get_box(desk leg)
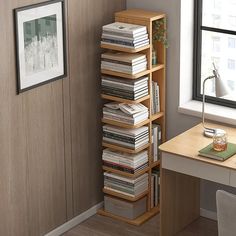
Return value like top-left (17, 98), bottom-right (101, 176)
top-left (160, 168), bottom-right (200, 236)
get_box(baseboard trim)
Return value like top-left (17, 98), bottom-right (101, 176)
top-left (44, 202), bottom-right (104, 236)
top-left (200, 208), bottom-right (217, 221)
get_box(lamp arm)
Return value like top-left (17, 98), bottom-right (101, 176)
top-left (202, 75), bottom-right (215, 133)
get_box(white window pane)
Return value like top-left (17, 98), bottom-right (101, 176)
top-left (203, 0), bottom-right (236, 31)
top-left (200, 31), bottom-right (236, 101)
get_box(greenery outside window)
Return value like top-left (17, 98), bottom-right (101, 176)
top-left (193, 0), bottom-right (236, 108)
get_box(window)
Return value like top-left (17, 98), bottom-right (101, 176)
top-left (194, 0), bottom-right (236, 107)
top-left (212, 36), bottom-right (221, 52)
top-left (228, 37), bottom-right (236, 48)
top-left (228, 59), bottom-right (235, 69)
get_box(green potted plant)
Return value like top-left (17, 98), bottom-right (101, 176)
top-left (152, 18), bottom-right (168, 65)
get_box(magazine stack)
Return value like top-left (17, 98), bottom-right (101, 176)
top-left (101, 75), bottom-right (149, 100)
top-left (101, 52), bottom-right (147, 75)
top-left (104, 172), bottom-right (148, 197)
top-left (101, 22), bottom-right (149, 49)
top-left (103, 102), bottom-right (149, 125)
top-left (102, 149), bottom-right (148, 174)
top-left (102, 125), bottom-right (149, 150)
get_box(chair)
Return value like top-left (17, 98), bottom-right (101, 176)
top-left (216, 190), bottom-right (236, 236)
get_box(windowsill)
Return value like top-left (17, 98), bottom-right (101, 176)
top-left (178, 100), bottom-right (236, 126)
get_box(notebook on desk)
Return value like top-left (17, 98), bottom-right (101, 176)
top-left (198, 142), bottom-right (236, 161)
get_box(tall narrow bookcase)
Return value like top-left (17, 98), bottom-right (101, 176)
top-left (98, 9), bottom-right (166, 225)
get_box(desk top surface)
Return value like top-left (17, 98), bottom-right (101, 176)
top-left (159, 122), bottom-right (236, 170)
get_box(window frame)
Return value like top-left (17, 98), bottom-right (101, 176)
top-left (193, 0), bottom-right (236, 108)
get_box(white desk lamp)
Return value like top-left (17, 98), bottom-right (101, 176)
top-left (202, 63), bottom-right (229, 137)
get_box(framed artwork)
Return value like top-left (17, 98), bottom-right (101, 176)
top-left (14, 0), bottom-right (67, 93)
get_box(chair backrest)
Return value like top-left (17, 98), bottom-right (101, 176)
top-left (216, 190), bottom-right (236, 236)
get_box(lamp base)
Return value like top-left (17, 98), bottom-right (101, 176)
top-left (203, 128), bottom-right (226, 138)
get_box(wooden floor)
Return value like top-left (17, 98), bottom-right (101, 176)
top-left (63, 213), bottom-right (218, 236)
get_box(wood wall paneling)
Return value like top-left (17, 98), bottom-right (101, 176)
top-left (0, 0), bottom-right (126, 235)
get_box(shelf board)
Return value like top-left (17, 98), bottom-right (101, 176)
top-left (101, 69), bottom-right (150, 79)
top-left (151, 160), bottom-right (160, 168)
top-left (151, 112), bottom-right (164, 121)
top-left (103, 188), bottom-right (148, 202)
top-left (98, 205), bottom-right (160, 226)
top-left (102, 166), bottom-right (149, 178)
top-left (101, 43), bottom-right (150, 53)
top-left (101, 94), bottom-right (150, 104)
top-left (102, 142), bottom-right (150, 154)
top-left (102, 118), bottom-right (150, 129)
top-left (115, 9), bottom-right (166, 22)
top-left (151, 63), bottom-right (164, 72)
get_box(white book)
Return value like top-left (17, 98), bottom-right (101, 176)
top-left (102, 22), bottom-right (147, 35)
top-left (153, 126), bottom-right (158, 162)
top-left (119, 103), bottom-right (148, 115)
top-left (104, 172), bottom-right (148, 184)
top-left (101, 64), bottom-right (147, 75)
top-left (102, 33), bottom-right (149, 43)
top-left (104, 102), bottom-right (120, 110)
top-left (103, 148), bottom-right (148, 160)
top-left (103, 113), bottom-right (148, 125)
top-left (101, 61), bottom-right (147, 71)
top-left (103, 124), bottom-right (149, 137)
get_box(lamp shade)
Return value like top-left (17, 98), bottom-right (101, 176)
top-left (215, 76), bottom-right (229, 97)
top-left (213, 65), bottom-right (229, 97)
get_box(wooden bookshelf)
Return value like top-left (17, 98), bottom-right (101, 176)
top-left (101, 69), bottom-right (150, 79)
top-left (102, 166), bottom-right (149, 178)
top-left (102, 142), bottom-right (150, 154)
top-left (101, 94), bottom-right (150, 104)
top-left (100, 9), bottom-right (166, 225)
top-left (103, 188), bottom-right (149, 202)
top-left (101, 42), bottom-right (150, 53)
top-left (102, 118), bottom-right (150, 129)
top-left (98, 205), bottom-right (160, 226)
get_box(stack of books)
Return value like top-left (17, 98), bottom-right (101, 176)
top-left (101, 75), bottom-right (149, 100)
top-left (151, 124), bottom-right (162, 162)
top-left (151, 81), bottom-right (160, 114)
top-left (104, 172), bottom-right (148, 197)
top-left (101, 52), bottom-right (147, 75)
top-left (103, 102), bottom-right (149, 125)
top-left (151, 169), bottom-right (160, 208)
top-left (102, 149), bottom-right (148, 174)
top-left (103, 124), bottom-right (149, 150)
top-left (101, 22), bottom-right (149, 49)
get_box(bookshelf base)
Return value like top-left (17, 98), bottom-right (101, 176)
top-left (97, 206), bottom-right (160, 226)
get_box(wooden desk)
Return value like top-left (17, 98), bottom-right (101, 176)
top-left (159, 123), bottom-right (236, 236)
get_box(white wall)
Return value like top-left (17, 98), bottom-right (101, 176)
top-left (127, 0), bottom-right (236, 214)
top-left (127, 0), bottom-right (199, 140)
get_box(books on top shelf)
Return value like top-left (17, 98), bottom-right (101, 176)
top-left (151, 169), bottom-right (160, 208)
top-left (104, 172), bottom-right (148, 197)
top-left (151, 124), bottom-right (162, 162)
top-left (198, 142), bottom-right (236, 161)
top-left (102, 148), bottom-right (148, 174)
top-left (102, 75), bottom-right (149, 100)
top-left (103, 102), bottom-right (149, 125)
top-left (101, 52), bottom-right (147, 75)
top-left (101, 22), bottom-right (149, 49)
top-left (103, 124), bottom-right (149, 150)
top-left (151, 81), bottom-right (160, 114)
